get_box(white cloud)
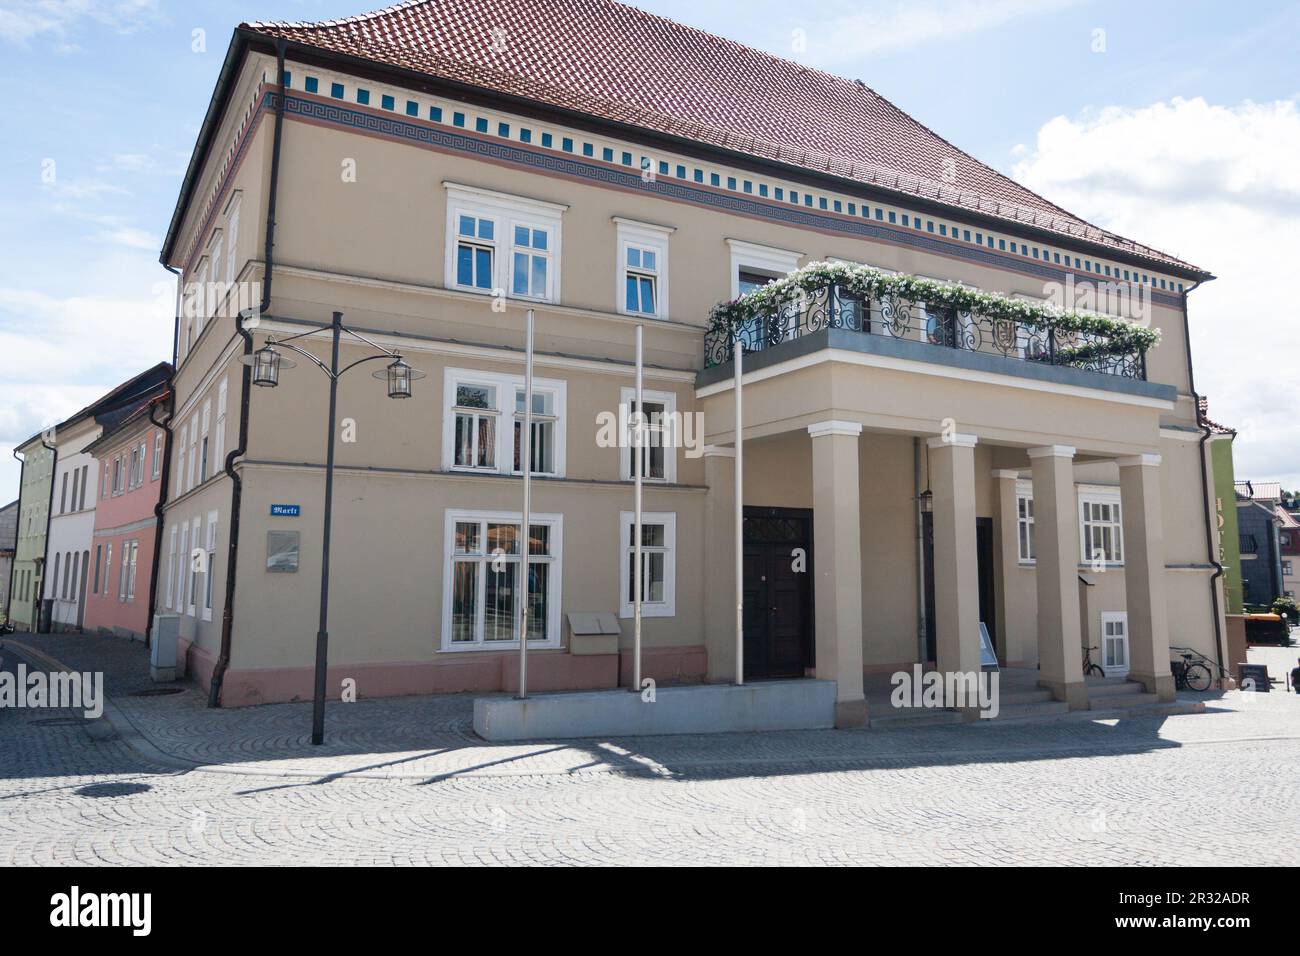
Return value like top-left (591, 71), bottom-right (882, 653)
top-left (0, 0), bottom-right (161, 46)
top-left (1011, 95), bottom-right (1300, 488)
top-left (0, 283), bottom-right (173, 446)
top-left (796, 0), bottom-right (1083, 64)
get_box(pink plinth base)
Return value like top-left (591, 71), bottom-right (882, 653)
top-left (618, 644), bottom-right (709, 688)
top-left (181, 644), bottom-right (709, 708)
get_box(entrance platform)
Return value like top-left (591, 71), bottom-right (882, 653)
top-left (473, 679), bottom-right (837, 741)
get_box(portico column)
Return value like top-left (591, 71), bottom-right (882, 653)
top-left (703, 445), bottom-right (738, 683)
top-left (808, 421), bottom-right (866, 728)
top-left (927, 434), bottom-right (982, 689)
top-left (1117, 454), bottom-right (1175, 701)
top-left (1028, 444), bottom-right (1087, 709)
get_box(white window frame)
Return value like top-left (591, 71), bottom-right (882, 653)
top-left (166, 525), bottom-right (178, 610)
top-left (440, 509), bottom-right (563, 651)
top-left (1016, 480), bottom-right (1036, 564)
top-left (224, 191), bottom-right (241, 286)
top-left (187, 517), bottom-right (201, 616)
top-left (618, 511), bottom-right (677, 618)
top-left (206, 231), bottom-right (223, 317)
top-left (176, 423), bottom-right (187, 494)
top-left (441, 368), bottom-right (567, 478)
top-left (1079, 487), bottom-right (1124, 567)
top-left (615, 218), bottom-right (672, 319)
top-left (199, 399), bottom-right (212, 484)
top-left (187, 416), bottom-right (198, 490)
top-left (1099, 610), bottom-right (1130, 677)
top-left (619, 386), bottom-right (677, 484)
top-left (443, 183), bottom-right (565, 303)
top-left (726, 238), bottom-right (801, 299)
top-left (203, 511), bottom-right (218, 621)
top-left (152, 432), bottom-right (163, 479)
top-left (194, 257), bottom-right (209, 339)
top-left (213, 377), bottom-right (228, 477)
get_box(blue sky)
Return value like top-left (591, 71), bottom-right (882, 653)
top-left (2, 0), bottom-right (1299, 503)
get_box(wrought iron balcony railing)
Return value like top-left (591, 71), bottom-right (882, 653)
top-left (704, 284), bottom-right (1148, 380)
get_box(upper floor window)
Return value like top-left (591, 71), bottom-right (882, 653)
top-left (444, 183), bottom-right (565, 303)
top-left (224, 192), bottom-right (241, 285)
top-left (615, 219), bottom-right (672, 319)
top-left (620, 387), bottom-right (676, 484)
top-left (1080, 493), bottom-right (1124, 566)
top-left (455, 215), bottom-right (496, 290)
top-left (152, 433), bottom-right (163, 480)
top-left (511, 225), bottom-right (550, 299)
top-left (1017, 493), bottom-right (1035, 563)
top-left (443, 368), bottom-right (566, 478)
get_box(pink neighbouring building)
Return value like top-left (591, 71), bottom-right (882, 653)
top-left (82, 388), bottom-right (170, 641)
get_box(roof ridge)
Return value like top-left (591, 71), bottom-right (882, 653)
top-left (235, 0), bottom-right (1206, 274)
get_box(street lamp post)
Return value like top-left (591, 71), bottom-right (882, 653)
top-left (242, 310), bottom-right (424, 745)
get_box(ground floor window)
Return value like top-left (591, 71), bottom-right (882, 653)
top-left (619, 511), bottom-right (676, 618)
top-left (1100, 611), bottom-right (1129, 676)
top-left (442, 509), bottom-right (561, 650)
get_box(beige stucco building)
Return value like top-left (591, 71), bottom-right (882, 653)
top-left (155, 0), bottom-right (1225, 721)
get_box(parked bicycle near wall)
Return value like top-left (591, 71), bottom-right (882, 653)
top-left (1171, 652), bottom-right (1213, 691)
top-left (1082, 645), bottom-right (1104, 678)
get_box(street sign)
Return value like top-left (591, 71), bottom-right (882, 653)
top-left (270, 504), bottom-right (301, 517)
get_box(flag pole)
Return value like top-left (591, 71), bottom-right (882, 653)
top-left (633, 324), bottom-right (644, 692)
top-left (517, 308), bottom-right (534, 699)
top-left (734, 333), bottom-right (744, 686)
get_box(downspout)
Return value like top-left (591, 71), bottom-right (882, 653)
top-left (144, 392), bottom-right (175, 650)
top-left (209, 39), bottom-right (288, 708)
top-left (143, 264), bottom-right (183, 651)
top-left (1183, 277), bottom-right (1226, 680)
top-left (38, 433), bottom-right (58, 633)
top-left (914, 436), bottom-right (928, 664)
top-left (6, 449), bottom-right (24, 624)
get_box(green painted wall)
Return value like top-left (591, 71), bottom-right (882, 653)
top-left (8, 437), bottom-right (54, 630)
top-left (1210, 434), bottom-right (1244, 614)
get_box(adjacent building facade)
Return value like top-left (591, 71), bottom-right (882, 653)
top-left (1202, 399), bottom-right (1243, 614)
top-left (1235, 480), bottom-right (1285, 609)
top-left (10, 436), bottom-right (54, 632)
top-left (9, 366), bottom-right (171, 634)
top-left (83, 391), bottom-right (171, 640)
top-left (0, 499), bottom-right (17, 621)
top-left (157, 0), bottom-right (1226, 716)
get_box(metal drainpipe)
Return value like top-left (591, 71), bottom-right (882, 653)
top-left (37, 434), bottom-right (58, 633)
top-left (914, 436), bottom-right (928, 664)
top-left (6, 449), bottom-right (25, 624)
top-left (209, 39), bottom-right (288, 708)
top-left (141, 264), bottom-right (183, 652)
top-left (144, 393), bottom-right (175, 651)
top-left (1183, 277), bottom-right (1227, 679)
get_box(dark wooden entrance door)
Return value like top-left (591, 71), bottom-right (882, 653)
top-left (923, 514), bottom-right (997, 663)
top-left (743, 507), bottom-right (814, 679)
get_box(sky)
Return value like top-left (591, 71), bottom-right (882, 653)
top-left (1, 0), bottom-right (1298, 504)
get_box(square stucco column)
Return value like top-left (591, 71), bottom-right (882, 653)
top-left (808, 421), bottom-right (866, 728)
top-left (926, 434), bottom-right (982, 691)
top-left (703, 445), bottom-right (738, 684)
top-left (993, 469), bottom-right (1033, 667)
top-left (1029, 445), bottom-right (1088, 709)
top-left (1118, 454), bottom-right (1175, 701)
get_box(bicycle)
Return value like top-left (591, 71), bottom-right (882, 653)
top-left (1171, 652), bottom-right (1213, 692)
top-left (1082, 645), bottom-right (1105, 678)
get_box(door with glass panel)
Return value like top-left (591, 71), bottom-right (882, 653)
top-left (1100, 612), bottom-right (1130, 677)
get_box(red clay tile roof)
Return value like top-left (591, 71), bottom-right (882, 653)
top-left (244, 0), bottom-right (1204, 275)
top-left (1198, 396), bottom-right (1235, 435)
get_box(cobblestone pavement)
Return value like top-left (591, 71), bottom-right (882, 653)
top-left (2, 634), bottom-right (1298, 865)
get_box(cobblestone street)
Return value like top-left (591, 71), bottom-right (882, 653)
top-left (2, 633), bottom-right (1298, 866)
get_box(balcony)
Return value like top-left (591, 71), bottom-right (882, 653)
top-left (703, 283), bottom-right (1149, 383)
